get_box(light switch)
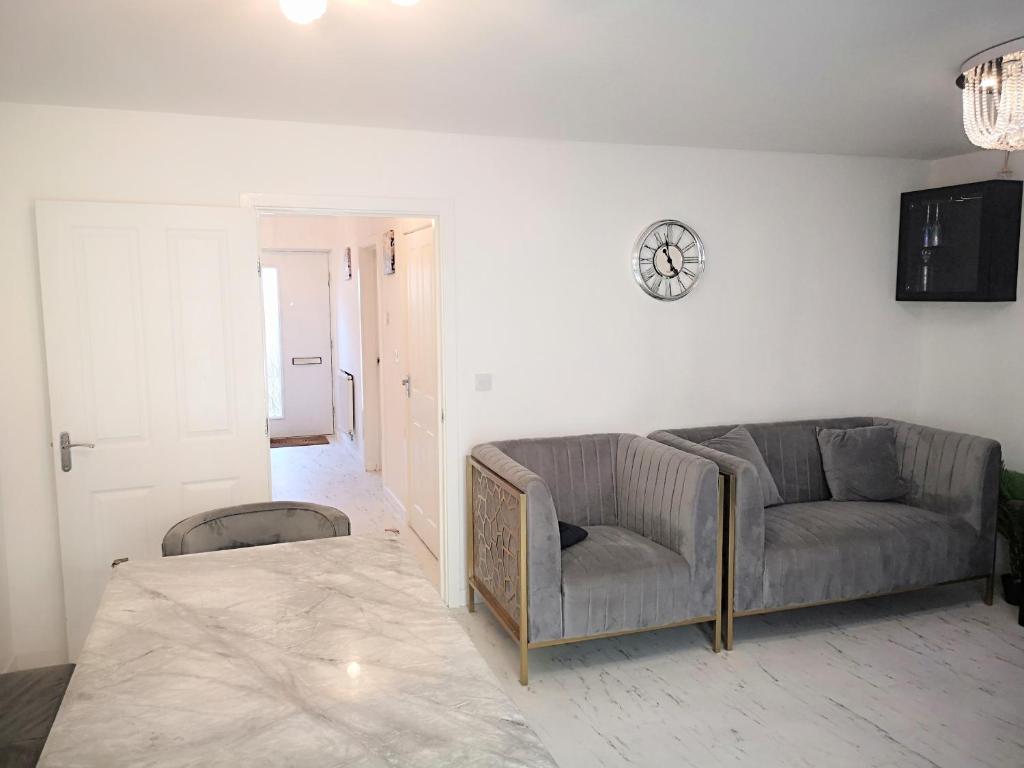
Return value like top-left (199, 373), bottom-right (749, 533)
top-left (474, 373), bottom-right (493, 392)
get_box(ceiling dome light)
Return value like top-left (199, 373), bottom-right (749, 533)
top-left (280, 0), bottom-right (327, 24)
top-left (958, 36), bottom-right (1024, 151)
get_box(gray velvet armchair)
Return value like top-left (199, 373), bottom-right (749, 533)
top-left (468, 433), bottom-right (721, 685)
top-left (650, 418), bottom-right (1000, 648)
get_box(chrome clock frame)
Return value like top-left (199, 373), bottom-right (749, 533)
top-left (631, 219), bottom-right (706, 301)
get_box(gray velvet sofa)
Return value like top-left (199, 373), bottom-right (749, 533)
top-left (468, 433), bottom-right (721, 684)
top-left (649, 418), bottom-right (1000, 648)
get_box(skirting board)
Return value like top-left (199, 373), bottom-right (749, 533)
top-left (6, 648), bottom-right (68, 673)
top-left (383, 485), bottom-right (406, 515)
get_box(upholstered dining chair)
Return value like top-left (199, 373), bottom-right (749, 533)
top-left (162, 501), bottom-right (350, 556)
top-left (468, 433), bottom-right (722, 685)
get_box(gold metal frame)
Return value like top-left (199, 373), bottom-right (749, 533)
top-left (468, 456), bottom-right (722, 685)
top-left (722, 471), bottom-right (737, 650)
top-left (718, 471), bottom-right (997, 649)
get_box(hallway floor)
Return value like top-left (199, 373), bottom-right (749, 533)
top-left (270, 436), bottom-right (439, 588)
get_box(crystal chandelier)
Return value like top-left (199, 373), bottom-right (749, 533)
top-left (958, 37), bottom-right (1024, 151)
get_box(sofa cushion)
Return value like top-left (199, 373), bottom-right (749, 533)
top-left (702, 426), bottom-right (784, 507)
top-left (558, 521), bottom-right (588, 549)
top-left (662, 418), bottom-right (874, 504)
top-left (817, 425), bottom-right (909, 501)
top-left (745, 418), bottom-right (875, 504)
top-left (560, 525), bottom-right (692, 638)
top-left (762, 501), bottom-right (978, 610)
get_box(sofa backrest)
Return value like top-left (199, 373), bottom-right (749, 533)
top-left (663, 418), bottom-right (874, 504)
top-left (490, 434), bottom-right (621, 526)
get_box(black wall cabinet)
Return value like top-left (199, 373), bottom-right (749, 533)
top-left (897, 179), bottom-right (1021, 302)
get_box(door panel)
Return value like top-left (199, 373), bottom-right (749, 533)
top-left (403, 225), bottom-right (441, 557)
top-left (261, 250), bottom-right (334, 438)
top-left (36, 201), bottom-right (270, 659)
top-left (169, 231), bottom-right (234, 436)
top-left (76, 228), bottom-right (148, 442)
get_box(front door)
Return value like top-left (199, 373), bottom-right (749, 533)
top-left (36, 201), bottom-right (270, 659)
top-left (402, 224), bottom-right (441, 557)
top-left (260, 250), bottom-right (334, 439)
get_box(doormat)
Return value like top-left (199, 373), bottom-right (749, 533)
top-left (270, 435), bottom-right (330, 448)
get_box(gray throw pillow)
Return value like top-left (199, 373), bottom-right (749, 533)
top-left (816, 426), bottom-right (909, 502)
top-left (702, 426), bottom-right (784, 508)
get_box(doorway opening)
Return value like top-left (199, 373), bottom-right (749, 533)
top-left (256, 212), bottom-right (442, 589)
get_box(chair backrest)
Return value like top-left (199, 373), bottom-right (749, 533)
top-left (662, 418), bottom-right (875, 504)
top-left (162, 501), bottom-right (350, 556)
top-left (489, 434), bottom-right (622, 526)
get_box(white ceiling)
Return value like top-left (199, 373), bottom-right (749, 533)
top-left (1, 0), bottom-right (1022, 159)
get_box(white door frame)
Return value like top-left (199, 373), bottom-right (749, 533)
top-left (241, 193), bottom-right (459, 606)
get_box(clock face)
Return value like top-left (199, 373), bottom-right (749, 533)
top-left (631, 220), bottom-right (705, 301)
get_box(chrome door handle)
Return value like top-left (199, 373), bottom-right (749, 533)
top-left (60, 431), bottom-right (95, 472)
top-left (401, 376), bottom-right (411, 398)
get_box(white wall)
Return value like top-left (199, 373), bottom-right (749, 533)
top-left (916, 150), bottom-right (1024, 469)
top-left (330, 219), bottom-right (365, 445)
top-left (354, 239), bottom-right (382, 472)
top-left (0, 101), bottom-right (929, 666)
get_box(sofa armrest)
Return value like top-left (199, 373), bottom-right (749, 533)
top-left (470, 444), bottom-right (563, 642)
top-left (648, 431), bottom-right (767, 612)
top-left (615, 436), bottom-right (720, 617)
top-left (877, 419), bottom-right (1000, 562)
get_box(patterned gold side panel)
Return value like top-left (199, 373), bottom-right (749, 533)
top-left (472, 466), bottom-right (522, 625)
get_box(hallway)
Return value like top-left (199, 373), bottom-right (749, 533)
top-left (270, 437), bottom-right (439, 588)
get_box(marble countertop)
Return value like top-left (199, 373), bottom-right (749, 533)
top-left (39, 536), bottom-right (557, 768)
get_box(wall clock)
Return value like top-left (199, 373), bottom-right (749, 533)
top-left (631, 219), bottom-right (705, 301)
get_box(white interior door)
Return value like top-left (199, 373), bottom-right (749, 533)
top-left (380, 230), bottom-right (409, 508)
top-left (260, 250), bottom-right (334, 439)
top-left (403, 224), bottom-right (441, 557)
top-left (36, 201), bottom-right (270, 659)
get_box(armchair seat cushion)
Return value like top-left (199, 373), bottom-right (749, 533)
top-left (762, 501), bottom-right (978, 610)
top-left (560, 525), bottom-right (692, 638)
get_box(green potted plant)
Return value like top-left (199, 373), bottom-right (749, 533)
top-left (998, 466), bottom-right (1024, 624)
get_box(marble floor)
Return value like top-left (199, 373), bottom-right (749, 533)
top-left (270, 439), bottom-right (1023, 766)
top-left (457, 583), bottom-right (1024, 768)
top-left (270, 435), bottom-right (440, 589)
